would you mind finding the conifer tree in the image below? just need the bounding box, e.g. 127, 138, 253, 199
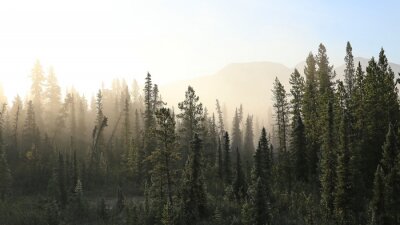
272, 77, 291, 188
362, 49, 400, 186
148, 107, 180, 211
30, 60, 45, 130
344, 42, 355, 97
291, 115, 307, 182
369, 165, 385, 225
217, 138, 223, 180
319, 96, 336, 218
334, 111, 353, 225
143, 73, 156, 169
243, 115, 255, 163
223, 132, 232, 184
233, 147, 247, 201
231, 108, 242, 154
177, 86, 204, 160
23, 100, 40, 152
57, 153, 67, 208
0, 112, 12, 200
180, 133, 207, 223
302, 52, 319, 179
216, 99, 225, 138
45, 67, 61, 134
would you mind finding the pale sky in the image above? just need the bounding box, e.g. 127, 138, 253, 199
1, 0, 400, 100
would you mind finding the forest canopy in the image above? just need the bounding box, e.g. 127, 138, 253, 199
0, 42, 400, 225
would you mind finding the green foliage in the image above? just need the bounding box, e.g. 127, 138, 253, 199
180, 134, 207, 224
223, 132, 232, 184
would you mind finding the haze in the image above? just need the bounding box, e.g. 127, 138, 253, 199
1, 0, 400, 100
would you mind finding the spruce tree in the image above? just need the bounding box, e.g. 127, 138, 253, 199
272, 77, 290, 188
334, 111, 353, 225
369, 165, 385, 225
216, 99, 225, 139
180, 133, 207, 223
233, 147, 247, 201
177, 86, 204, 161
243, 115, 255, 163
58, 153, 67, 208
320, 97, 336, 217
30, 60, 45, 130
217, 138, 223, 180
291, 115, 307, 182
148, 107, 180, 211
223, 131, 232, 184
362, 49, 399, 186
23, 100, 40, 152
231, 108, 242, 155
302, 52, 319, 179
44, 67, 61, 134
344, 42, 355, 97
0, 140, 12, 201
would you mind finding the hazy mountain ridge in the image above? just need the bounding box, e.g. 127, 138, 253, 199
160, 58, 400, 126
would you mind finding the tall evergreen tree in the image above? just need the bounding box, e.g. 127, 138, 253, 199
22, 100, 40, 152
369, 165, 385, 225
233, 147, 247, 201
0, 106, 12, 200
148, 107, 180, 212
45, 67, 61, 134
344, 42, 355, 97
302, 52, 319, 179
243, 115, 255, 163
362, 49, 400, 186
334, 111, 353, 225
231, 108, 242, 157
215, 99, 225, 139
320, 96, 336, 217
223, 132, 232, 184
177, 86, 204, 160
180, 133, 207, 223
30, 60, 45, 130
272, 77, 291, 189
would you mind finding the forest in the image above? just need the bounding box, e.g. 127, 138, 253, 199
0, 42, 399, 225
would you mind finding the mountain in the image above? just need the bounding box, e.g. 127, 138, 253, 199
160, 58, 400, 128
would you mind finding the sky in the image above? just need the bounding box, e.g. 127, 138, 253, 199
1, 0, 400, 100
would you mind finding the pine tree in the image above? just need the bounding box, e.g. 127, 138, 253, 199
344, 42, 355, 97
177, 86, 204, 160
57, 153, 67, 208
320, 96, 336, 217
289, 68, 304, 121
252, 177, 270, 225
217, 138, 223, 180
216, 99, 225, 139
147, 107, 180, 212
369, 165, 385, 225
143, 73, 156, 173
334, 111, 353, 225
23, 100, 40, 152
45, 67, 61, 134
231, 108, 242, 155
243, 115, 255, 163
379, 124, 400, 224
362, 49, 399, 186
30, 60, 45, 130
90, 91, 108, 174
0, 136, 12, 200
180, 133, 207, 223
291, 115, 307, 182
223, 132, 232, 184
272, 77, 291, 189
233, 147, 247, 201
302, 52, 319, 179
